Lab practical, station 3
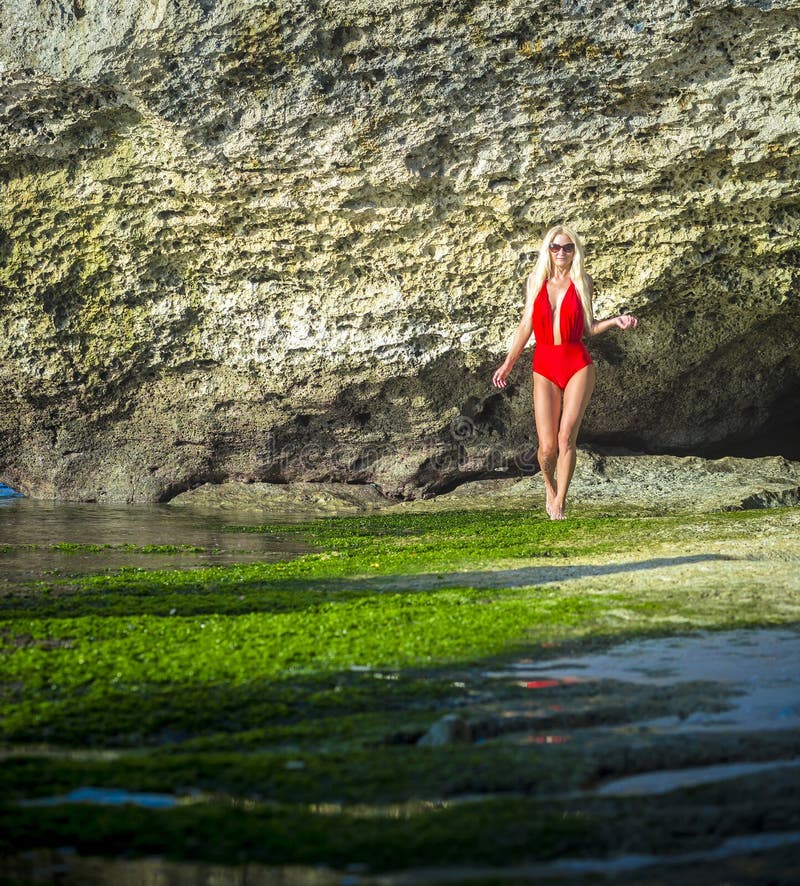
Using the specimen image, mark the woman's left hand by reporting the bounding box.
[615,314,638,330]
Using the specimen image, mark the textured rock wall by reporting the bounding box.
[1,0,799,501]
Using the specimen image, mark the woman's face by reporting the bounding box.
[549,235,575,271]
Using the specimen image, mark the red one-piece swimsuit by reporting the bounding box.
[532,279,593,389]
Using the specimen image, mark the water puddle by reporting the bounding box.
[22,786,180,809]
[493,628,800,734]
[596,757,800,796]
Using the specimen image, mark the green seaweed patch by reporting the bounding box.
[2,507,794,749]
[0,509,629,619]
[0,544,37,554]
[0,796,595,870]
[171,709,437,754]
[0,543,210,555]
[3,764,800,870]
[0,741,588,806]
[0,587,615,744]
[52,543,210,554]
[224,507,778,553]
[0,506,798,873]
[0,666,463,747]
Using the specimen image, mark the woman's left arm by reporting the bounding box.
[588,313,638,336]
[585,278,638,336]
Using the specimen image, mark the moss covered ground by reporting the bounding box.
[1,505,799,880]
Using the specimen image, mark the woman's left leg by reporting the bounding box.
[551,364,596,519]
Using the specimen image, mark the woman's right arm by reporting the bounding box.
[492,285,535,389]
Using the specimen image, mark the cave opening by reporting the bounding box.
[696,387,800,461]
[589,385,800,462]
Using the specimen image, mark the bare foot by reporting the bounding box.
[549,500,566,521]
[545,488,558,519]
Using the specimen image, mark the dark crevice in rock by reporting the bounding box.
[598,379,800,463]
[156,473,230,504]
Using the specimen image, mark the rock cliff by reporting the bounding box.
[1,0,798,501]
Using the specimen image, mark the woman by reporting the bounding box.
[492,224,638,520]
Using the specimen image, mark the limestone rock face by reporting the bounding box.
[1,0,799,501]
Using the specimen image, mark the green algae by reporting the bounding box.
[1,508,796,747]
[1,506,799,872]
[0,797,595,871]
[2,758,799,873]
[0,544,37,554]
[51,543,209,554]
[0,586,611,746]
[0,742,586,806]
[0,543,209,555]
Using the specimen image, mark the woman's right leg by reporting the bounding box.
[533,372,562,518]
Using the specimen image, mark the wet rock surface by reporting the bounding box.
[1,1,800,501]
[416,713,471,747]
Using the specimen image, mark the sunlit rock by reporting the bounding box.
[1,0,798,500]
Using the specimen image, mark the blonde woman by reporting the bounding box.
[492,225,638,519]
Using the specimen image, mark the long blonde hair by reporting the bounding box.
[526,224,594,330]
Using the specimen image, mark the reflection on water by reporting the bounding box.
[0,497,311,581]
[597,757,800,797]
[0,850,345,886]
[23,786,179,809]
[5,831,800,885]
[493,629,800,735]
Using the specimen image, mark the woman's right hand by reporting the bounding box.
[492,362,512,388]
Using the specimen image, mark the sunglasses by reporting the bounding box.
[549,242,575,253]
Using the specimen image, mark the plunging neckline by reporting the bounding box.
[547,279,573,345]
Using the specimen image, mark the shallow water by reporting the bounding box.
[496,628,800,734]
[0,496,310,582]
[596,758,800,796]
[22,786,180,809]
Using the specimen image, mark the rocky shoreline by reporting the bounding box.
[167,450,800,516]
